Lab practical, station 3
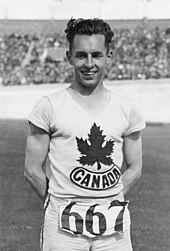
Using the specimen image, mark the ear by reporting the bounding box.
[106,50,113,66]
[66,50,73,65]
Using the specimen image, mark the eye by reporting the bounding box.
[92,52,103,59]
[76,52,86,59]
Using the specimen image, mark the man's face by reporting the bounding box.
[68,34,111,89]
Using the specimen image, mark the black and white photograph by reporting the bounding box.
[0,0,170,250]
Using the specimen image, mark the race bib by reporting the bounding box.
[59,200,130,238]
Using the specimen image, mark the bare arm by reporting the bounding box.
[24,122,50,202]
[122,131,143,196]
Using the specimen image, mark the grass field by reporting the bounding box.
[0,119,170,251]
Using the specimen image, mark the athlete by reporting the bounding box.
[24,18,146,251]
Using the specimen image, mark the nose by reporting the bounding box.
[85,55,94,68]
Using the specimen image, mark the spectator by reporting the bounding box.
[0,25,170,85]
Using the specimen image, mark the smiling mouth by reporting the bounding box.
[81,71,97,76]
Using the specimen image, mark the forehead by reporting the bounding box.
[72,34,107,53]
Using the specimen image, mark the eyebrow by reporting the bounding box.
[75,51,104,55]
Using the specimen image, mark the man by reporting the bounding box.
[24,18,145,251]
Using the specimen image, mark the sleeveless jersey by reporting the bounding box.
[28,87,145,198]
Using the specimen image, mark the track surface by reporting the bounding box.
[1,80,170,123]
[0,120,170,251]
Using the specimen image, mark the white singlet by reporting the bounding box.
[28,87,145,199]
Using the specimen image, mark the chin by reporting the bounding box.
[81,76,102,87]
[81,80,99,88]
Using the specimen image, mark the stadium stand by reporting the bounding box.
[0,25,170,85]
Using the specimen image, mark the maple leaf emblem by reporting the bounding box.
[76,123,114,170]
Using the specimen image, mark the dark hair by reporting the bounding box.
[65,18,114,52]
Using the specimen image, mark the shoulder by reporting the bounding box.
[110,89,146,135]
[110,89,133,112]
[46,87,67,107]
[110,89,142,111]
[28,87,68,133]
[47,87,67,100]
[110,89,130,101]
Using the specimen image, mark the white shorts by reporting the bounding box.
[40,194,133,251]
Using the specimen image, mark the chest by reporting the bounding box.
[75,97,110,118]
[50,95,128,142]
[66,90,111,118]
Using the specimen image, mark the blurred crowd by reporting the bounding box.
[0,25,170,86]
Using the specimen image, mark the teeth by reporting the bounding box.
[83,72,95,75]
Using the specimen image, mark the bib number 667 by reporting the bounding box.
[60,201,128,237]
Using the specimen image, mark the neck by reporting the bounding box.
[70,79,105,97]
